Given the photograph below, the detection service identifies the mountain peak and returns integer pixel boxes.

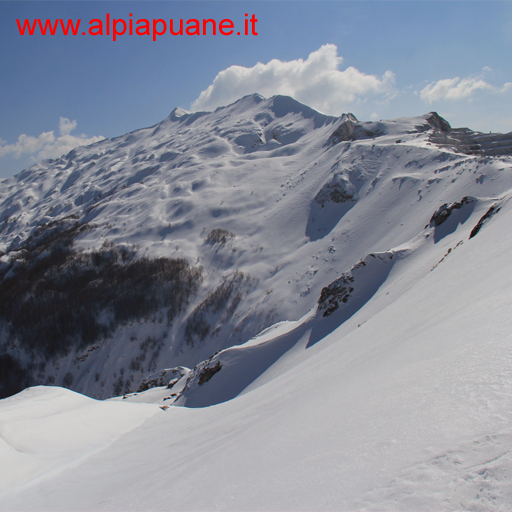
[425,111,452,133]
[168,107,190,121]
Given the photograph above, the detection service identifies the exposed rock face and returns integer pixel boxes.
[429,197,476,227]
[317,253,395,318]
[325,113,359,146]
[198,361,222,386]
[318,272,356,317]
[469,203,503,239]
[428,120,512,157]
[137,367,190,392]
[425,112,452,133]
[314,174,356,207]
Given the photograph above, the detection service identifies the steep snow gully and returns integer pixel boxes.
[1,94,512,510]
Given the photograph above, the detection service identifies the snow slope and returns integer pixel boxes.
[1,182,512,510]
[1,94,512,401]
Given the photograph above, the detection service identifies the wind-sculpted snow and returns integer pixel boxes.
[0,386,158,496]
[1,94,512,401]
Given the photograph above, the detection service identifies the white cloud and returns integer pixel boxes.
[0,118,103,161]
[59,117,77,136]
[420,76,493,104]
[191,44,396,115]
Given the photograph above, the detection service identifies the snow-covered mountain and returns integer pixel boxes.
[2,93,511,401]
[1,95,512,510]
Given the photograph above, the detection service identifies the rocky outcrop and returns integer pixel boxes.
[137,367,190,392]
[469,203,503,239]
[318,272,356,317]
[198,361,222,385]
[325,113,359,146]
[314,174,356,207]
[429,197,476,227]
[318,253,394,318]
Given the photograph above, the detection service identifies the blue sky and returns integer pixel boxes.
[1,1,511,178]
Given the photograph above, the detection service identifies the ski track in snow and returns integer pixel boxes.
[356,430,512,511]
